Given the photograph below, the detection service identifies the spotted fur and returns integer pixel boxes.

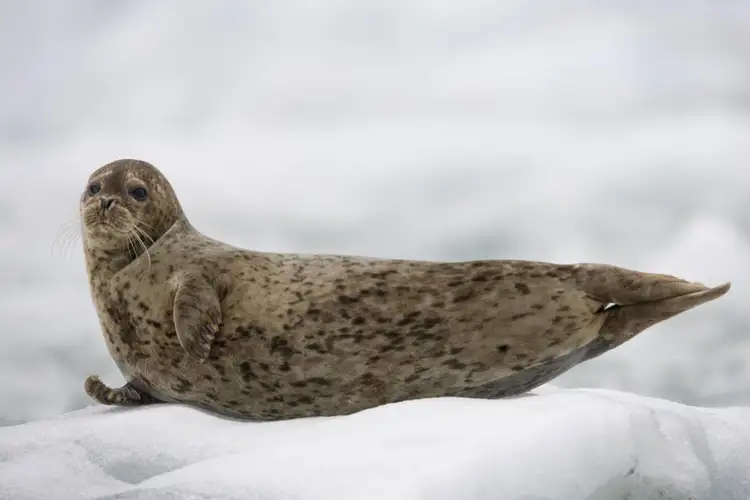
[81,159,731,420]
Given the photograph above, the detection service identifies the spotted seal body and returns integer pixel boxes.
[81,159,731,420]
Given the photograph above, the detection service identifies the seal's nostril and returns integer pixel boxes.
[100,197,116,211]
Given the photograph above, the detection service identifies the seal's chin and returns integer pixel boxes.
[82,223,126,247]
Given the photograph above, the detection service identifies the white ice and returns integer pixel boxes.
[1,386,748,500]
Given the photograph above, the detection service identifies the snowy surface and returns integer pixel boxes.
[1,0,749,425]
[0,387,748,500]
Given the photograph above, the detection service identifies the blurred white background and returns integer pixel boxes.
[0,0,748,425]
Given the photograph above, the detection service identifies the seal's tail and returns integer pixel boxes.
[569,263,731,361]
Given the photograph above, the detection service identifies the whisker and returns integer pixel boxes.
[133,218,157,231]
[132,224,155,246]
[141,236,153,271]
[63,230,81,258]
[52,220,82,259]
[132,230,152,272]
[131,219,157,249]
[124,231,137,260]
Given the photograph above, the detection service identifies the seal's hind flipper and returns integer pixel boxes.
[456,281,731,399]
[585,281,731,361]
[571,263,714,306]
[84,375,160,406]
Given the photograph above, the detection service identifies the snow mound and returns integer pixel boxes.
[0,387,748,500]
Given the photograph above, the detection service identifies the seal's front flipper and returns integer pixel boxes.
[173,272,222,363]
[84,375,158,406]
[585,281,731,361]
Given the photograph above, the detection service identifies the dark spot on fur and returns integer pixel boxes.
[239,361,254,381]
[453,290,475,303]
[396,311,420,326]
[422,317,441,329]
[472,274,489,282]
[235,324,264,338]
[173,378,192,393]
[443,358,467,370]
[307,343,326,353]
[515,283,531,295]
[270,336,294,357]
[308,377,331,386]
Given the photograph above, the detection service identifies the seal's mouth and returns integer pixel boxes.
[81,205,156,261]
[81,205,132,235]
[87,220,118,231]
[85,218,132,235]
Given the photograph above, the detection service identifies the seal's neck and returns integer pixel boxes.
[83,243,134,285]
[82,217,190,285]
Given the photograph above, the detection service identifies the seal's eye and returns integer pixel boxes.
[88,182,101,196]
[129,187,148,201]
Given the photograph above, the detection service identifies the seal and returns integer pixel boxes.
[81,158,731,419]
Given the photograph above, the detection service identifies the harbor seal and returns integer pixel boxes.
[81,158,731,419]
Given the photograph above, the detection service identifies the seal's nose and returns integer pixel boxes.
[100,197,116,212]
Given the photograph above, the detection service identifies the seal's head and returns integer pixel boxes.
[80,159,184,252]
